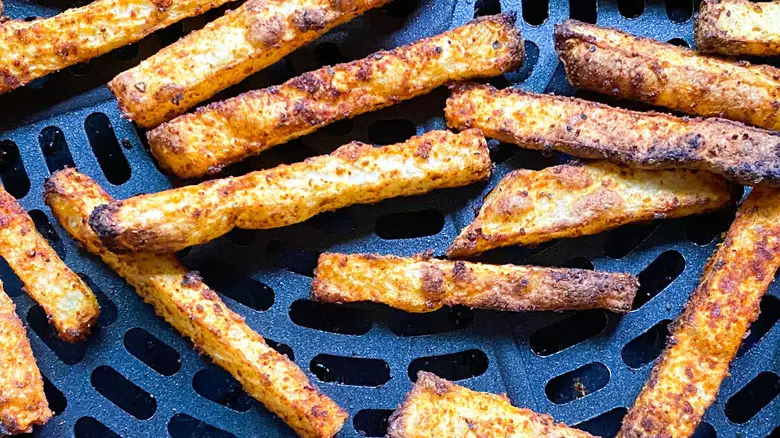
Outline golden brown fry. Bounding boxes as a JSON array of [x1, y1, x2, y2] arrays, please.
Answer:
[[313, 253, 639, 313], [0, 186, 98, 342], [554, 20, 780, 131], [445, 83, 780, 186], [618, 186, 780, 438], [447, 161, 734, 258], [147, 13, 522, 177], [0, 281, 52, 435], [110, 0, 390, 128], [696, 0, 780, 56], [44, 169, 347, 438], [387, 372, 594, 438], [0, 0, 234, 94], [91, 129, 491, 253]]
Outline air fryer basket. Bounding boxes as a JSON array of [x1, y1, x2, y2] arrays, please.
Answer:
[[0, 0, 778, 436]]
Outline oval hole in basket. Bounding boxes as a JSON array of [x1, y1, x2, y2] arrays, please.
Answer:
[[265, 337, 295, 361], [314, 42, 347, 68], [523, 0, 549, 25], [311, 354, 390, 387], [725, 371, 780, 424], [289, 300, 373, 335], [115, 42, 139, 61], [737, 295, 780, 357], [91, 365, 157, 420], [168, 413, 236, 438], [487, 140, 519, 164], [27, 305, 87, 365], [530, 310, 610, 357], [197, 266, 274, 311], [368, 120, 416, 145], [385, 0, 420, 18], [267, 241, 319, 277], [633, 251, 685, 310], [574, 407, 627, 437], [74, 417, 121, 438], [667, 38, 690, 48], [192, 367, 253, 412], [375, 209, 445, 240], [545, 362, 610, 404], [604, 222, 658, 259], [767, 425, 779, 438], [618, 0, 645, 19], [692, 422, 717, 438], [474, 0, 500, 17], [84, 113, 131, 185], [324, 119, 354, 137], [41, 374, 66, 416], [570, 0, 597, 23], [408, 349, 488, 382], [28, 210, 64, 258], [0, 258, 24, 298], [78, 274, 117, 328], [275, 139, 320, 165], [560, 257, 594, 270], [354, 409, 393, 437], [0, 140, 30, 199], [124, 327, 181, 376], [686, 203, 739, 246], [388, 306, 474, 336], [621, 319, 671, 369], [39, 126, 75, 173], [666, 0, 692, 23]]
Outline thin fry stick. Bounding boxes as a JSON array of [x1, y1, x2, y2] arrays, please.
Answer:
[[696, 0, 780, 56]]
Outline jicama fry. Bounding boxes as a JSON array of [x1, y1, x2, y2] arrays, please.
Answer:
[[696, 0, 780, 56]]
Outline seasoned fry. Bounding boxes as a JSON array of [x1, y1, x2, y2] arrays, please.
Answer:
[[147, 13, 522, 177], [447, 161, 734, 258], [0, 186, 98, 342], [91, 129, 491, 253], [618, 186, 780, 438], [0, 281, 52, 435], [110, 0, 390, 128], [387, 372, 594, 438], [445, 83, 780, 186], [44, 169, 347, 438], [696, 0, 780, 56], [0, 0, 234, 94], [313, 253, 639, 313], [554, 20, 780, 131]]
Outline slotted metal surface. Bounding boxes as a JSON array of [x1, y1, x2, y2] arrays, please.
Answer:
[[0, 0, 778, 437]]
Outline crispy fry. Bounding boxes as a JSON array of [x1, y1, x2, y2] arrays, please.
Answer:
[[387, 372, 594, 438], [618, 186, 780, 438], [0, 0, 234, 94], [313, 253, 639, 313], [445, 83, 780, 186], [44, 169, 347, 438], [554, 20, 780, 131], [447, 161, 734, 258], [110, 0, 390, 128], [0, 186, 98, 342], [147, 13, 522, 177], [91, 129, 491, 253], [0, 281, 52, 435], [696, 0, 780, 56]]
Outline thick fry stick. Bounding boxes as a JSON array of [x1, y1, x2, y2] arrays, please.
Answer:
[[618, 186, 780, 437], [110, 0, 390, 128], [91, 129, 491, 253], [147, 13, 522, 177], [696, 0, 780, 56], [445, 83, 780, 186], [312, 253, 639, 313], [447, 161, 734, 258], [0, 0, 234, 94], [44, 169, 347, 438], [554, 20, 780, 131], [387, 372, 594, 438], [0, 281, 52, 435], [0, 186, 98, 342]]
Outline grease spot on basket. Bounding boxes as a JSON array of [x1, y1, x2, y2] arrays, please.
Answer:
[[408, 349, 488, 382], [193, 367, 253, 412], [725, 371, 780, 424], [523, 0, 549, 25], [633, 250, 685, 310], [74, 417, 120, 438], [39, 126, 75, 173], [311, 354, 390, 387], [0, 140, 30, 199], [375, 209, 444, 240], [354, 409, 393, 437], [737, 295, 780, 357], [168, 413, 236, 438], [41, 374, 66, 416], [388, 306, 474, 336], [27, 305, 87, 365], [621, 319, 671, 369], [124, 327, 181, 376], [530, 310, 611, 356], [574, 407, 627, 437], [84, 113, 130, 185], [289, 299, 373, 335], [545, 362, 610, 404], [91, 365, 157, 420]]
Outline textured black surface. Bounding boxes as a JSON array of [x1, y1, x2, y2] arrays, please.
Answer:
[[0, 0, 778, 437]]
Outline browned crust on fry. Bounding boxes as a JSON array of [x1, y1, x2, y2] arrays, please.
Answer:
[[90, 129, 491, 253], [0, 186, 98, 342], [387, 372, 594, 438], [618, 186, 780, 438], [312, 253, 639, 313], [0, 282, 52, 435], [695, 0, 780, 56], [445, 82, 780, 186], [554, 19, 780, 131], [447, 161, 735, 258], [147, 13, 522, 177], [110, 0, 390, 128], [44, 169, 347, 438]]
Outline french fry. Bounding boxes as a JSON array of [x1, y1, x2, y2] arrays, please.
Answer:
[[696, 0, 780, 56], [445, 83, 780, 186], [0, 281, 52, 435], [0, 186, 98, 342], [447, 161, 734, 258], [147, 13, 522, 177], [110, 0, 390, 128], [618, 186, 780, 437], [554, 20, 780, 131], [0, 0, 234, 94], [91, 129, 491, 253], [44, 169, 347, 438], [313, 253, 639, 313], [387, 372, 594, 438]]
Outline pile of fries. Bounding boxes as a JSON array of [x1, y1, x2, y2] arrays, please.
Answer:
[[1, 0, 779, 436]]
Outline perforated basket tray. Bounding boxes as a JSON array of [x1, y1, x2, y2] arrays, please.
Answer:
[[0, 0, 778, 437]]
